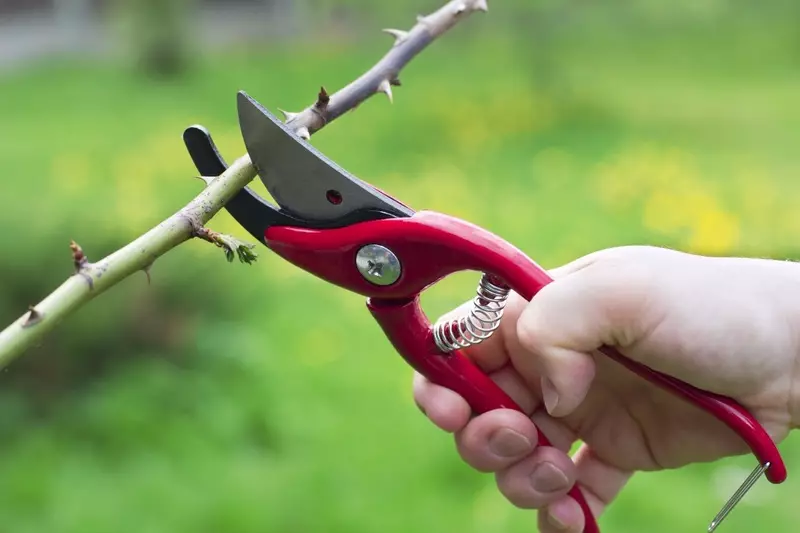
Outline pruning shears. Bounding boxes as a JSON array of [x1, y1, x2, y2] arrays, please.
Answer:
[[182, 91, 787, 533]]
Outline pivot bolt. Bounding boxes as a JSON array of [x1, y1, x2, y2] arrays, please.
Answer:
[[356, 244, 401, 286]]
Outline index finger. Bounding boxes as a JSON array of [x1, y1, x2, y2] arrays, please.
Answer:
[[442, 257, 589, 373]]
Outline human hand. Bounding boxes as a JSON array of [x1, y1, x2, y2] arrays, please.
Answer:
[[413, 245, 800, 532]]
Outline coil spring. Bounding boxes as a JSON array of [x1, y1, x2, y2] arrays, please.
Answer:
[[433, 274, 510, 353]]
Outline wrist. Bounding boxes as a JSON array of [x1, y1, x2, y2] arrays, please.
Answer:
[[790, 358, 800, 432], [761, 258, 800, 430], [718, 256, 800, 430], [790, 342, 800, 431]]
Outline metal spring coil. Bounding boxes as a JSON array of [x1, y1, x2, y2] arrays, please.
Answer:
[[433, 274, 510, 353]]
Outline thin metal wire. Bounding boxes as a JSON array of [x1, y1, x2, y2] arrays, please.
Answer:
[[707, 462, 769, 532]]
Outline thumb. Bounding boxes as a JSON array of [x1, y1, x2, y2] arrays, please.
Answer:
[[514, 260, 651, 418]]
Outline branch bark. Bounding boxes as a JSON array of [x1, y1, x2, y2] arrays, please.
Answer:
[[0, 155, 256, 368], [0, 0, 488, 368], [281, 0, 488, 138]]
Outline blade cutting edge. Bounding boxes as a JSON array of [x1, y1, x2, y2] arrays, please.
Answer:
[[236, 91, 413, 223]]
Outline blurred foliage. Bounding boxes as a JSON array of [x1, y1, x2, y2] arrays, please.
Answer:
[[108, 0, 197, 77], [2, 1, 800, 532]]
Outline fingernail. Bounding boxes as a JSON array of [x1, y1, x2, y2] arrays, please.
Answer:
[[542, 376, 559, 414], [530, 461, 569, 493], [546, 508, 570, 531], [488, 428, 532, 458]]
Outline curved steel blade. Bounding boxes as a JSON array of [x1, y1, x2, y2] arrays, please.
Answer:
[[237, 91, 413, 223]]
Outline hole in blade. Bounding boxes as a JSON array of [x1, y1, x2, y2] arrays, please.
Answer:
[[326, 190, 343, 205]]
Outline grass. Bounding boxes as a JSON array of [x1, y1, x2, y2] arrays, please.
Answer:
[[1, 14, 800, 533]]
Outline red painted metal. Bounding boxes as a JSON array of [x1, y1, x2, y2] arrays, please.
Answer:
[[264, 210, 787, 532], [367, 297, 600, 533], [264, 210, 554, 300]]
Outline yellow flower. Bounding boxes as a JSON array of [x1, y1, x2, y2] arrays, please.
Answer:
[[594, 142, 740, 253], [688, 207, 739, 254]]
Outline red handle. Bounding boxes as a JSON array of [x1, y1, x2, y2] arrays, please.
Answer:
[[598, 345, 786, 483], [264, 209, 787, 531], [367, 296, 601, 533]]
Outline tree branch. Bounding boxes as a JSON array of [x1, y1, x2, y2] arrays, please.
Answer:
[[0, 155, 256, 368], [0, 0, 488, 368], [280, 0, 488, 138]]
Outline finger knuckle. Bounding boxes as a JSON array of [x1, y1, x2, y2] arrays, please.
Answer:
[[454, 433, 495, 473], [495, 469, 545, 509], [516, 300, 549, 353]]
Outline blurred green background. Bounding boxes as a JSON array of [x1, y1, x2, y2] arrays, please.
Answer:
[[2, 0, 800, 532]]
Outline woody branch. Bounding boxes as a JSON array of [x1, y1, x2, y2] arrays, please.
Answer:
[[0, 0, 488, 368], [282, 0, 488, 139]]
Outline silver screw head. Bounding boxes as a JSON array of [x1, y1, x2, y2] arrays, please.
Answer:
[[355, 244, 401, 286]]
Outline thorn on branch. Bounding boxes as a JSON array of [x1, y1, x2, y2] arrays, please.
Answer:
[[70, 240, 88, 272], [474, 0, 488, 12], [378, 79, 394, 103], [22, 306, 43, 328], [315, 86, 330, 110], [142, 262, 153, 285], [193, 226, 258, 265], [279, 108, 299, 123], [383, 28, 409, 45], [196, 175, 216, 187]]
